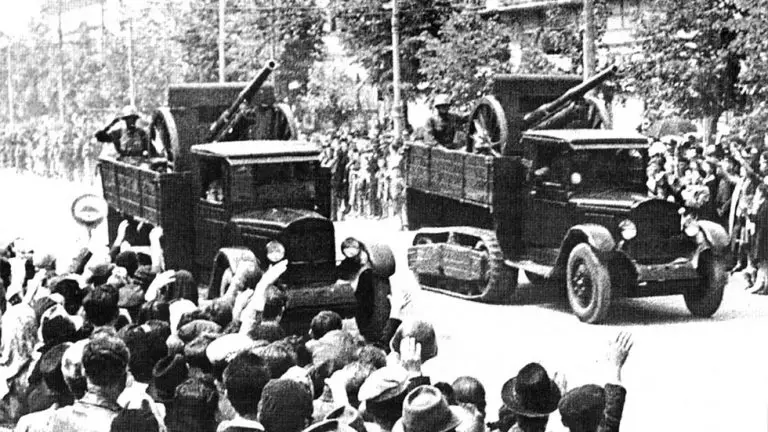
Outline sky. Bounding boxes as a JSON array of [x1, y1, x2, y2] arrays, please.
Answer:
[[0, 0, 41, 38]]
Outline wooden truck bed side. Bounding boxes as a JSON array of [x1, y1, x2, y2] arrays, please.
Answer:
[[99, 156, 195, 271], [404, 142, 524, 209], [404, 141, 527, 257]]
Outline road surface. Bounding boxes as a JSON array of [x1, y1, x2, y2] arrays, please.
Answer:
[[2, 169, 767, 432]]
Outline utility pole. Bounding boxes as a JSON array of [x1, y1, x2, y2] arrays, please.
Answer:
[[58, 0, 65, 122], [127, 7, 136, 107], [6, 41, 13, 128], [218, 0, 226, 82], [582, 0, 596, 80], [391, 0, 403, 141]]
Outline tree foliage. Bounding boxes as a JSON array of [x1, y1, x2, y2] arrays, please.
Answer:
[[334, 0, 453, 99], [177, 0, 325, 99], [625, 0, 745, 125], [299, 61, 362, 129], [417, 11, 515, 110]]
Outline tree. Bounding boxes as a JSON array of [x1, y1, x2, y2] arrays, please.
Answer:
[[417, 11, 516, 110], [334, 0, 453, 99], [299, 61, 361, 129], [625, 0, 745, 142], [177, 0, 325, 100]]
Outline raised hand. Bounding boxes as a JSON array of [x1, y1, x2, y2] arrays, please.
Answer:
[[605, 331, 634, 383], [399, 336, 423, 377]]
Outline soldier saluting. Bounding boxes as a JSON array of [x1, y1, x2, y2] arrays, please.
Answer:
[[95, 105, 152, 158]]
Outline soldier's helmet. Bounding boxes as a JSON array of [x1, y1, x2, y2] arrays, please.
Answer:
[[121, 105, 139, 119], [433, 94, 452, 107], [255, 83, 277, 106]]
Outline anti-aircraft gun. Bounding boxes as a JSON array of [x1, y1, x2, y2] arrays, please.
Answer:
[[464, 65, 616, 156], [405, 66, 730, 324]]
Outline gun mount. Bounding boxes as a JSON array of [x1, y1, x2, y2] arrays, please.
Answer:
[[466, 66, 616, 156], [208, 60, 277, 142]]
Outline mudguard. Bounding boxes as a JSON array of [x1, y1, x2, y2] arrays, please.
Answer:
[[697, 220, 730, 255], [551, 224, 616, 279], [207, 247, 258, 299], [352, 239, 396, 278]]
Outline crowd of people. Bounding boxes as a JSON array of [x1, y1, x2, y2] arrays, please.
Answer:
[[0, 215, 634, 432], [315, 127, 407, 228], [643, 132, 768, 294]]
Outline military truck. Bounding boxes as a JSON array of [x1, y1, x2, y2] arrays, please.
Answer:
[[99, 63, 394, 338], [405, 68, 729, 323]]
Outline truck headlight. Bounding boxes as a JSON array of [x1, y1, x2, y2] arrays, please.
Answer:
[[341, 237, 361, 259], [266, 240, 286, 263], [619, 219, 637, 240], [684, 220, 700, 237], [679, 208, 700, 237]]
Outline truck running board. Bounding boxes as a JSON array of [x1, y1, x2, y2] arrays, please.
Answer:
[[505, 259, 553, 277]]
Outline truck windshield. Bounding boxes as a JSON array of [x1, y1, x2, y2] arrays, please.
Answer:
[[571, 149, 646, 188], [231, 162, 317, 208]]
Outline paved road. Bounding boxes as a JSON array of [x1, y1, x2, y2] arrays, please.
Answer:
[[3, 170, 768, 432]]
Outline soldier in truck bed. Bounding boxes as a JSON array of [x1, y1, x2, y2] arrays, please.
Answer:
[[95, 105, 153, 158], [426, 94, 466, 150], [222, 84, 293, 141]]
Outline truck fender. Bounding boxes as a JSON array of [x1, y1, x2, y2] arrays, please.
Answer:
[[552, 224, 616, 279], [697, 220, 730, 254], [207, 247, 258, 299], [343, 237, 396, 278]]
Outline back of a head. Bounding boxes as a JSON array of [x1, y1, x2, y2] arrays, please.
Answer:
[[168, 375, 219, 432], [452, 376, 486, 414], [82, 334, 130, 387], [119, 324, 169, 383], [172, 270, 198, 305], [61, 339, 88, 398], [111, 400, 159, 432], [41, 314, 77, 348], [50, 278, 85, 315], [256, 343, 296, 378], [259, 379, 313, 432], [83, 284, 120, 326], [139, 300, 170, 324], [341, 361, 375, 408], [115, 251, 139, 278], [310, 310, 343, 340], [262, 286, 288, 321], [558, 384, 606, 432], [40, 342, 72, 397], [356, 344, 386, 370], [390, 319, 438, 363], [223, 351, 270, 417]]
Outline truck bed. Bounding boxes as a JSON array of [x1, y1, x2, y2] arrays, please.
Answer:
[[98, 156, 195, 270]]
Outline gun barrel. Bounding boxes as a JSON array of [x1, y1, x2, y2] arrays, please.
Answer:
[[522, 65, 616, 128], [207, 60, 277, 141]]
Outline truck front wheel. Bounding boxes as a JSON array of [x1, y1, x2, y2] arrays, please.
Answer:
[[566, 243, 612, 324], [684, 252, 726, 317]]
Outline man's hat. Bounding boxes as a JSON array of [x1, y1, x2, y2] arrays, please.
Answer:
[[205, 333, 254, 365], [148, 353, 189, 404], [325, 405, 366, 432], [357, 365, 410, 404], [501, 363, 561, 417], [433, 94, 452, 107], [302, 420, 357, 432], [121, 105, 140, 119], [392, 385, 463, 432]]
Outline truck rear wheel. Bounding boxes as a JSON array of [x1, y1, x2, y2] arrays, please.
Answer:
[[566, 243, 612, 323], [684, 252, 726, 317]]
